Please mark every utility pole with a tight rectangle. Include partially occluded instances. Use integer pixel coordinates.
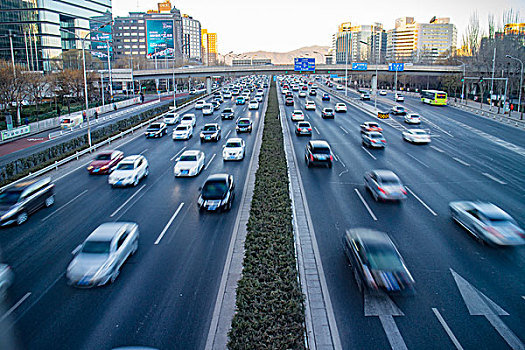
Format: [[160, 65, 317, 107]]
[[8, 30, 16, 77], [345, 32, 350, 96], [107, 40, 113, 98], [490, 47, 496, 110]]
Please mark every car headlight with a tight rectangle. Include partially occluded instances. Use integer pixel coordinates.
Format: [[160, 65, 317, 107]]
[[200, 133, 204, 138], [197, 197, 204, 205], [87, 166, 93, 170], [101, 165, 108, 170], [1, 207, 19, 220]]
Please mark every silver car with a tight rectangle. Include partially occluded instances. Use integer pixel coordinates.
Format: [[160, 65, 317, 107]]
[[449, 201, 525, 246], [67, 222, 139, 287], [364, 170, 407, 201]]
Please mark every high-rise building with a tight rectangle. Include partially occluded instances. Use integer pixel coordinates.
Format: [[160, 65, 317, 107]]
[[201, 29, 217, 66], [334, 22, 387, 64], [386, 17, 457, 63], [113, 12, 147, 58], [182, 15, 202, 63], [0, 0, 112, 71]]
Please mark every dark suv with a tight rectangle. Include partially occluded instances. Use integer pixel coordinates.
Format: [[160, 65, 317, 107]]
[[305, 140, 333, 168], [0, 177, 55, 226], [200, 123, 221, 142], [285, 97, 294, 106], [198, 174, 235, 212], [221, 108, 235, 120]]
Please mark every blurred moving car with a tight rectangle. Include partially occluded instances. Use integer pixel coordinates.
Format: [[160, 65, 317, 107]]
[[449, 201, 525, 246], [198, 174, 235, 211], [321, 108, 335, 119], [295, 121, 312, 136], [291, 110, 305, 121], [221, 108, 235, 120], [379, 90, 387, 96], [66, 222, 139, 287], [402, 129, 431, 144], [362, 131, 387, 148], [172, 124, 193, 140], [305, 140, 333, 168], [236, 118, 253, 133], [163, 111, 180, 125], [108, 155, 148, 187], [404, 113, 421, 124], [87, 150, 124, 174], [342, 228, 415, 293], [335, 103, 347, 113], [0, 177, 55, 226], [0, 263, 13, 299], [336, 85, 344, 90], [364, 170, 407, 201], [174, 150, 205, 177], [145, 122, 167, 138], [200, 123, 221, 142], [180, 114, 196, 127], [222, 138, 245, 161], [391, 106, 406, 115], [305, 101, 316, 110], [395, 94, 405, 102], [360, 121, 383, 133]]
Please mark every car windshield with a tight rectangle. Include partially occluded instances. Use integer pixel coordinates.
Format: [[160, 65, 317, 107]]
[[366, 244, 404, 271], [176, 126, 188, 131], [370, 133, 384, 139], [82, 240, 111, 255], [95, 154, 111, 161], [226, 141, 242, 148], [180, 155, 197, 161], [182, 117, 192, 122], [0, 190, 21, 205], [368, 123, 379, 128], [380, 177, 400, 185], [203, 125, 217, 131], [223, 109, 233, 113], [147, 125, 160, 130], [116, 163, 134, 170], [298, 123, 310, 127], [202, 181, 228, 200], [413, 130, 427, 135], [325, 109, 333, 112], [313, 147, 330, 154], [238, 120, 250, 125]]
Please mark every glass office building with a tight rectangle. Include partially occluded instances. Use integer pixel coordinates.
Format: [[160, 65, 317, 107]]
[[0, 0, 112, 71]]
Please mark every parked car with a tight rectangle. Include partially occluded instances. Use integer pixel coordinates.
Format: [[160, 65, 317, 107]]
[[172, 124, 193, 140], [0, 177, 55, 226], [66, 222, 139, 287], [200, 123, 221, 142], [362, 131, 387, 148], [402, 129, 431, 144], [364, 170, 407, 201], [221, 108, 235, 120], [197, 174, 235, 211], [342, 228, 415, 293], [174, 150, 205, 177], [305, 140, 333, 168], [145, 122, 167, 138], [295, 121, 312, 136], [321, 108, 335, 119], [222, 138, 246, 161], [360, 122, 383, 133], [87, 150, 124, 174], [163, 111, 180, 125], [108, 155, 148, 187], [236, 118, 253, 133], [335, 103, 347, 113], [449, 201, 525, 246]]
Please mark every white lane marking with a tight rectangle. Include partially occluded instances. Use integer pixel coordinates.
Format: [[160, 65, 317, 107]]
[[339, 159, 346, 168], [421, 117, 454, 137], [333, 154, 339, 162], [41, 190, 88, 222], [361, 146, 377, 160], [170, 146, 187, 161], [0, 292, 31, 323], [354, 188, 378, 221], [205, 153, 216, 170], [485, 314, 525, 350], [430, 145, 445, 153], [110, 184, 147, 217], [339, 126, 349, 134], [338, 169, 349, 177], [482, 173, 507, 185], [379, 315, 408, 350], [154, 202, 185, 245], [432, 308, 464, 350], [405, 186, 438, 216], [452, 157, 471, 167], [313, 126, 320, 135], [54, 161, 92, 182], [213, 114, 220, 121], [225, 129, 232, 139], [406, 153, 429, 168], [139, 148, 148, 155]]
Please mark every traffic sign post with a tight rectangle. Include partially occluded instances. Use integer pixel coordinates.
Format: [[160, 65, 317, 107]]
[[294, 58, 315, 72]]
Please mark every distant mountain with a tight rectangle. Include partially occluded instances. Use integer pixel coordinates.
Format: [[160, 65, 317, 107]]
[[220, 46, 330, 65]]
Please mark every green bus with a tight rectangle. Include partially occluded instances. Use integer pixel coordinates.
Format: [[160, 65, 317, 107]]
[[421, 90, 448, 106]]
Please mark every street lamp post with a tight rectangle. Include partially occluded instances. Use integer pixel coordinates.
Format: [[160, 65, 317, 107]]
[[506, 55, 523, 119], [456, 59, 467, 105], [344, 32, 350, 96]]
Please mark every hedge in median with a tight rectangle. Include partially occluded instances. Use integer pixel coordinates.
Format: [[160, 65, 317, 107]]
[[228, 80, 305, 349]]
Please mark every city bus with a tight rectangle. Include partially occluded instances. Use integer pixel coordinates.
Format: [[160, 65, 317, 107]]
[[420, 90, 448, 106]]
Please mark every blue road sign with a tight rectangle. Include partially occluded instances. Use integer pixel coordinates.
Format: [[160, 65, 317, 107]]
[[294, 58, 315, 72], [273, 76, 277, 81], [388, 63, 404, 72], [330, 74, 339, 78], [352, 63, 368, 71]]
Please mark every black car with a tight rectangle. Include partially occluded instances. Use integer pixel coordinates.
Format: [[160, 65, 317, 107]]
[[342, 228, 415, 293], [305, 140, 333, 168], [200, 123, 221, 142], [198, 174, 235, 212], [309, 89, 317, 96], [145, 122, 167, 138], [285, 97, 294, 106], [322, 93, 330, 101], [221, 108, 235, 120], [0, 177, 55, 226], [236, 118, 253, 133], [321, 108, 335, 119]]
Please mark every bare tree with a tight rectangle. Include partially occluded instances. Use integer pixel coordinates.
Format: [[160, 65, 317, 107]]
[[503, 9, 522, 26], [488, 14, 495, 40], [462, 12, 482, 56], [24, 72, 49, 121]]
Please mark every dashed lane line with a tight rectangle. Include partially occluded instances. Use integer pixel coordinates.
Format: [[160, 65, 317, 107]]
[[354, 188, 378, 221], [482, 173, 507, 185]]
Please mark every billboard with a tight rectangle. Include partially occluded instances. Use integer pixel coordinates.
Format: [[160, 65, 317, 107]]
[[146, 19, 174, 58], [90, 21, 112, 59]]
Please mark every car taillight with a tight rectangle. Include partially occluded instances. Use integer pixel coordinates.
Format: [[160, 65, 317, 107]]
[[308, 128, 312, 131], [371, 140, 377, 143], [378, 187, 388, 194], [330, 155, 333, 161], [310, 154, 314, 161], [401, 188, 407, 195]]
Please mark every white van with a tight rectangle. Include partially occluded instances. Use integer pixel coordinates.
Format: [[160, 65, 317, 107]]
[[60, 114, 83, 129]]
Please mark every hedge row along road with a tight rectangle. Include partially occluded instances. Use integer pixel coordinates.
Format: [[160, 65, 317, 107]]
[[228, 80, 306, 349]]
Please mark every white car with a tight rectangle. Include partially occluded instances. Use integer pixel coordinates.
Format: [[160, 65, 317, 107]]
[[379, 90, 387, 96], [248, 101, 259, 110], [172, 124, 193, 140], [335, 103, 347, 113], [108, 155, 149, 187], [202, 103, 214, 115], [404, 114, 421, 124], [223, 92, 232, 98], [180, 114, 196, 127], [222, 138, 246, 161], [395, 94, 405, 102], [163, 111, 180, 125], [402, 129, 431, 144], [195, 101, 205, 109], [305, 101, 316, 110], [291, 110, 305, 121], [336, 85, 344, 90], [174, 150, 205, 177], [298, 91, 307, 98]]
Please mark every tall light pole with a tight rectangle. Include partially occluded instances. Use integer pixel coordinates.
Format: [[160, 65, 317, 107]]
[[106, 39, 113, 97], [344, 32, 350, 96], [457, 59, 467, 105], [506, 55, 523, 118], [8, 30, 16, 77]]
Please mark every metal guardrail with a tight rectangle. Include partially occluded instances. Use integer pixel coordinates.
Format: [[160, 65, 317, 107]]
[[0, 89, 219, 192]]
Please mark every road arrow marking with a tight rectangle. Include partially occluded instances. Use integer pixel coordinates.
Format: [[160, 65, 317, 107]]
[[365, 291, 407, 350], [450, 269, 524, 350]]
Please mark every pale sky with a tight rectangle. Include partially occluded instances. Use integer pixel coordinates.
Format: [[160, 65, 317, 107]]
[[113, 0, 525, 53]]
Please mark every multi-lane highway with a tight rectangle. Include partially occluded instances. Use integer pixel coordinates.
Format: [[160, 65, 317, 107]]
[[279, 80, 524, 349], [0, 82, 266, 350]]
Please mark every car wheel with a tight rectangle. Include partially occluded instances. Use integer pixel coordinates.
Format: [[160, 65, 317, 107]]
[[372, 190, 379, 201], [45, 195, 55, 207], [110, 268, 120, 284], [353, 268, 363, 293], [16, 212, 28, 225]]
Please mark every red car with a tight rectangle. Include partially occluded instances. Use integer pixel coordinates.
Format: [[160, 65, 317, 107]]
[[87, 150, 124, 174]]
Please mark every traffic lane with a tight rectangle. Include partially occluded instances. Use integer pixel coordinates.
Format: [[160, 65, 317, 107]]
[[281, 91, 525, 349]]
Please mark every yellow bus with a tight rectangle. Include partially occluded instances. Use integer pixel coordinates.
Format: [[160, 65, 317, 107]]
[[421, 90, 447, 105]]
